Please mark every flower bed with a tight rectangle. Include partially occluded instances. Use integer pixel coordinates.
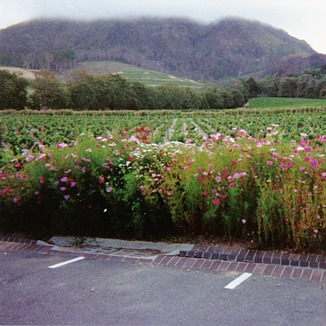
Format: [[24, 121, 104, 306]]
[[0, 125, 325, 251]]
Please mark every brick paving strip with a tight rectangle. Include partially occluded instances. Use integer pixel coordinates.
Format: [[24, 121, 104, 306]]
[[0, 234, 325, 283]]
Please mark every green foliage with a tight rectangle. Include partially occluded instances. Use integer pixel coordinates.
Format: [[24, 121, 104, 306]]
[[0, 125, 325, 250], [0, 70, 28, 110], [29, 70, 70, 110]]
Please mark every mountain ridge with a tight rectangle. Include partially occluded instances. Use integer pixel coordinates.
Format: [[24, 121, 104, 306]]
[[0, 17, 325, 81]]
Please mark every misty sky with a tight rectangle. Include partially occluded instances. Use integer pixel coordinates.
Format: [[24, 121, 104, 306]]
[[0, 0, 325, 53]]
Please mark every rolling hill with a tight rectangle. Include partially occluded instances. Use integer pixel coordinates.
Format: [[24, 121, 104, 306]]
[[1, 17, 326, 81]]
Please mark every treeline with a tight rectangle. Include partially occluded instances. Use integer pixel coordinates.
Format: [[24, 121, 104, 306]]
[[249, 67, 326, 98], [0, 70, 249, 111]]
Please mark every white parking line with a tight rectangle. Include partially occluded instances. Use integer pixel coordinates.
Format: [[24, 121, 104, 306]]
[[224, 272, 252, 289], [48, 256, 85, 269]]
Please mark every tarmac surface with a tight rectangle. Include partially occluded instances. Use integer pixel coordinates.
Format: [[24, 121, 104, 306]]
[[0, 233, 325, 282], [0, 234, 325, 325]]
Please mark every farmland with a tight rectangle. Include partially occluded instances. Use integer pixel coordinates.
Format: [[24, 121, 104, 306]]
[[0, 107, 325, 153], [0, 104, 325, 250]]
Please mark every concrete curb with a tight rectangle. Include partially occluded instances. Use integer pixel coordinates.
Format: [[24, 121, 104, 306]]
[[0, 233, 325, 283]]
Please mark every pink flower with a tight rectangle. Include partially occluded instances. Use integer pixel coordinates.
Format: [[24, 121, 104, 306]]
[[212, 198, 221, 206], [229, 183, 235, 188], [304, 147, 311, 153], [13, 196, 22, 203], [106, 187, 112, 193], [242, 219, 246, 224], [99, 176, 105, 184], [21, 174, 28, 180], [266, 161, 273, 166], [198, 176, 205, 183], [215, 176, 221, 183], [60, 177, 68, 182], [56, 142, 68, 149], [310, 158, 318, 168], [64, 195, 70, 200], [25, 155, 35, 162], [70, 181, 76, 187], [60, 187, 66, 191], [35, 153, 46, 161], [81, 167, 87, 173], [1, 188, 11, 197], [321, 172, 326, 179]]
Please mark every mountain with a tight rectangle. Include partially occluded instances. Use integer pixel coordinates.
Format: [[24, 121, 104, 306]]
[[0, 17, 325, 81]]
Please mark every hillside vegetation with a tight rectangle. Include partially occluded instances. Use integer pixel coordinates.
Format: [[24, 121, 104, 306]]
[[1, 17, 326, 81], [60, 61, 204, 88]]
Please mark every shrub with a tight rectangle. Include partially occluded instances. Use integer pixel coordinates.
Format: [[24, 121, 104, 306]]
[[0, 126, 325, 250]]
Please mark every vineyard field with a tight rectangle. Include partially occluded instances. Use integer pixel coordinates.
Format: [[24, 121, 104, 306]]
[[0, 107, 325, 154]]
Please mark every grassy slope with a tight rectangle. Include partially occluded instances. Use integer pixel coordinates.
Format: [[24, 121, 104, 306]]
[[248, 97, 326, 109], [60, 61, 204, 89], [1, 61, 204, 89], [0, 66, 38, 80]]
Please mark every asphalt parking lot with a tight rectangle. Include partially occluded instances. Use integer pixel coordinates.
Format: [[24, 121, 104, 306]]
[[0, 249, 325, 326]]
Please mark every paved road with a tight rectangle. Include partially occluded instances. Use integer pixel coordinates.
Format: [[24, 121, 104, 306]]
[[0, 250, 325, 325]]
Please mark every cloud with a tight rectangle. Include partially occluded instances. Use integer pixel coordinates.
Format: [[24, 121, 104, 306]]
[[0, 0, 325, 53]]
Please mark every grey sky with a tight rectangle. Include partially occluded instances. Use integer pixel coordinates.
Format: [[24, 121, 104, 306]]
[[0, 0, 325, 53]]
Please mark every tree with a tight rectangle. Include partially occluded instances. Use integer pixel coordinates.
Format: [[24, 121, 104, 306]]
[[0, 70, 28, 110], [246, 77, 260, 98], [258, 77, 280, 97], [204, 88, 224, 109], [278, 77, 297, 98], [69, 71, 98, 110], [30, 70, 69, 110]]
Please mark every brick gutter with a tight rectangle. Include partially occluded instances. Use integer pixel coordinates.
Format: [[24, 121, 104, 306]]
[[0, 234, 325, 283]]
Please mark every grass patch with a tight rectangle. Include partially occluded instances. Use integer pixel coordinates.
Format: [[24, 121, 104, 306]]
[[248, 97, 326, 109]]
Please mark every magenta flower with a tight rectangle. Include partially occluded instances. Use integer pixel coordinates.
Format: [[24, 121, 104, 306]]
[[229, 183, 235, 188], [60, 187, 66, 191], [310, 158, 318, 168], [198, 176, 205, 183], [266, 161, 273, 166], [70, 181, 76, 187], [60, 176, 68, 182], [13, 196, 22, 203], [21, 174, 28, 180], [64, 195, 70, 200], [212, 198, 221, 206]]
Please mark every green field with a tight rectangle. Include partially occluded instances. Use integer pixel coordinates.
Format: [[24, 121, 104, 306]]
[[248, 97, 326, 109], [1, 107, 325, 155]]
